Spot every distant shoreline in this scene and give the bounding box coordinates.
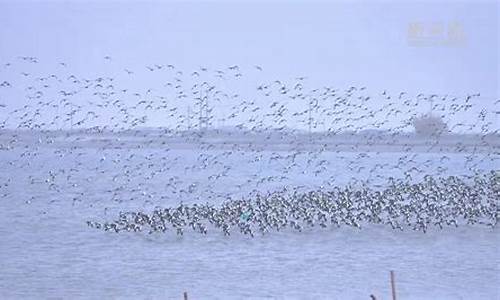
[1,128,498,153]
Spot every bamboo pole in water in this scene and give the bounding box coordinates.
[390,270,397,300]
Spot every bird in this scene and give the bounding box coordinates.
[0,57,496,242]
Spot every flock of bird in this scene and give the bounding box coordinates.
[0,56,496,134]
[88,171,499,236]
[0,56,498,237]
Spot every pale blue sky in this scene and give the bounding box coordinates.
[0,0,498,131]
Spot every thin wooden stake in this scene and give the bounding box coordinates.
[183,291,188,300]
[390,270,397,300]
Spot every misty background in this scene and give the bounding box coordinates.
[0,1,498,132]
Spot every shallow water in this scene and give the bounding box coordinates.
[0,143,499,299]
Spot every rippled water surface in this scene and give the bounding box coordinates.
[0,144,499,299]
